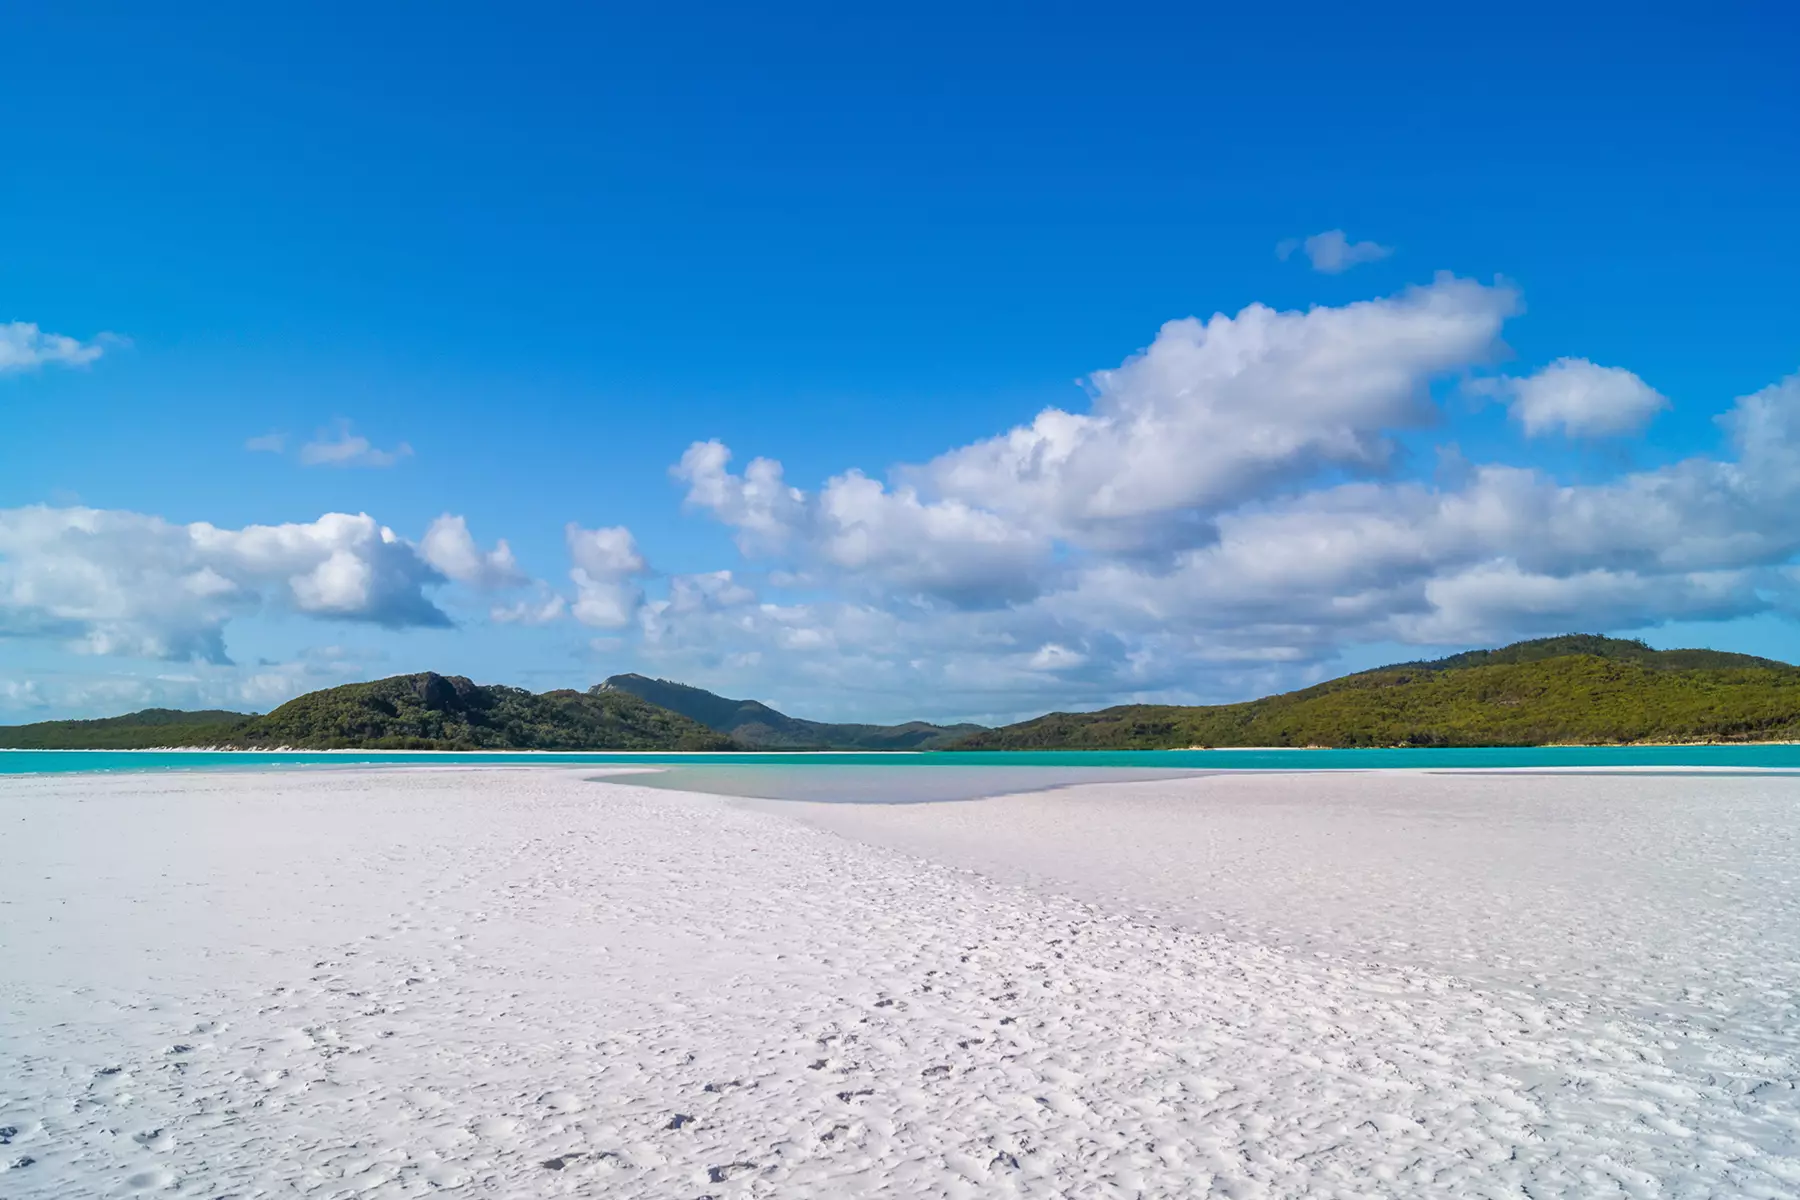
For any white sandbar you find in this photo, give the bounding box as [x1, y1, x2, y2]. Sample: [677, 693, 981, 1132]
[3, 767, 1798, 1197]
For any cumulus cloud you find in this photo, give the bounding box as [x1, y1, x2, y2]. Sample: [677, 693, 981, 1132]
[923, 274, 1512, 547]
[674, 441, 807, 554]
[420, 514, 526, 589]
[566, 523, 648, 629]
[0, 321, 114, 374]
[679, 275, 1517, 606]
[0, 506, 460, 663]
[1046, 442, 1797, 657]
[677, 442, 1050, 606]
[1278, 229, 1394, 274]
[299, 420, 413, 468]
[1477, 357, 1669, 437]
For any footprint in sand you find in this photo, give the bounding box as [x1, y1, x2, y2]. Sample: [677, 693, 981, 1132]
[126, 1167, 176, 1190]
[470, 1116, 519, 1139]
[539, 1091, 584, 1113]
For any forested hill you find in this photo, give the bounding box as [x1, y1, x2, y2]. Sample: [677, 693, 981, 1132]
[1382, 634, 1789, 673]
[601, 673, 986, 749]
[951, 636, 1800, 749]
[0, 708, 252, 750]
[0, 674, 735, 751]
[12, 637, 1798, 752]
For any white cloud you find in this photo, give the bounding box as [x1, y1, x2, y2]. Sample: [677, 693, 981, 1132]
[568, 523, 646, 577]
[490, 592, 569, 626]
[1478, 357, 1669, 437]
[923, 274, 1510, 546]
[1279, 229, 1394, 274]
[566, 523, 647, 629]
[679, 275, 1517, 606]
[674, 441, 807, 554]
[420, 514, 526, 589]
[0, 506, 467, 663]
[299, 420, 413, 468]
[1028, 643, 1088, 671]
[678, 444, 1051, 606]
[0, 321, 114, 374]
[245, 432, 288, 453]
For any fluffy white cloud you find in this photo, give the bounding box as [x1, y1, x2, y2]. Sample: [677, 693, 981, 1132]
[1035, 365, 1800, 653]
[678, 443, 1048, 605]
[0, 507, 462, 663]
[679, 276, 1517, 606]
[1478, 357, 1669, 437]
[674, 441, 808, 554]
[1278, 229, 1394, 274]
[299, 420, 413, 468]
[925, 274, 1512, 546]
[0, 321, 112, 374]
[566, 523, 647, 629]
[420, 514, 526, 589]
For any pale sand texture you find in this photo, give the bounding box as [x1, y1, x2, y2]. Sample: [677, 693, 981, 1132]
[2, 767, 1798, 1197]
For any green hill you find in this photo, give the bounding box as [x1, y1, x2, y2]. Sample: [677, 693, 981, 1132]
[601, 673, 986, 750]
[0, 708, 252, 749]
[0, 674, 736, 751]
[952, 636, 1800, 749]
[1383, 633, 1789, 673]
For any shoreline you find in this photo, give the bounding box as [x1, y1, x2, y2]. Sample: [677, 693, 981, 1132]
[8, 733, 1800, 755]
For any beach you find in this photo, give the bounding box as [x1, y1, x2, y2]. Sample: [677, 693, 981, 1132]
[3, 767, 1798, 1197]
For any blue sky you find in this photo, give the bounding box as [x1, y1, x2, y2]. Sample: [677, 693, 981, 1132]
[4, 1, 1798, 722]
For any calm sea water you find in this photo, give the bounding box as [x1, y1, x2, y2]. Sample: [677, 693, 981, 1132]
[8, 746, 1799, 802]
[7, 745, 1800, 776]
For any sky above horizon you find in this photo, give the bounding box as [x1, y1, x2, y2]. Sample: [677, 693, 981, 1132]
[4, 2, 1799, 724]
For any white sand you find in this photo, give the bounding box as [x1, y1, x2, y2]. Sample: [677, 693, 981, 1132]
[2, 768, 1798, 1197]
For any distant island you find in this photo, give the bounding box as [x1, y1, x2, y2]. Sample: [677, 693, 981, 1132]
[954, 635, 1800, 749]
[0, 674, 734, 751]
[600, 673, 986, 750]
[5, 635, 1799, 752]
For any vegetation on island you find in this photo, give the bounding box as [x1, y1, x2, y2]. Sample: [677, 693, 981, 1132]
[950, 636, 1800, 749]
[0, 674, 735, 751]
[600, 673, 987, 750]
[0, 708, 252, 750]
[9, 635, 1800, 753]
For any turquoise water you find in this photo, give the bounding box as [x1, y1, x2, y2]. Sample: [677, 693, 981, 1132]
[9, 746, 1798, 804]
[6, 744, 1800, 776]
